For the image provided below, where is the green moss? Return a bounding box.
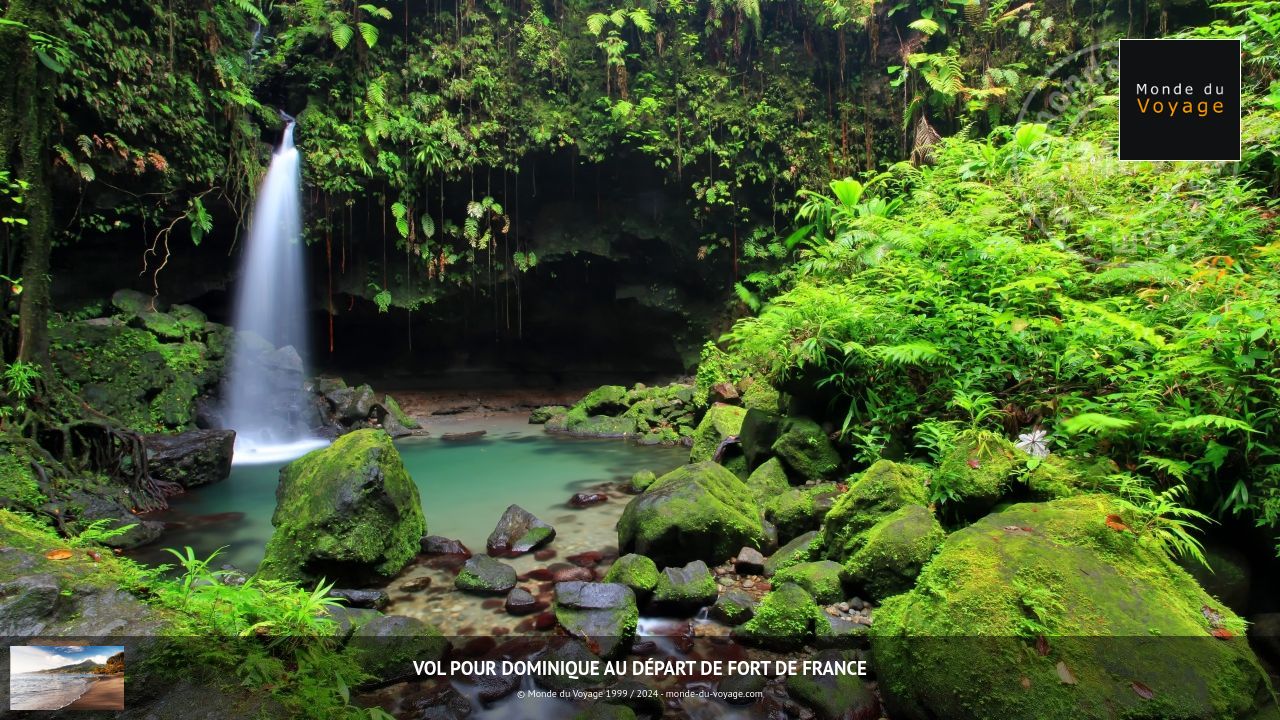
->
[572,703,637,720]
[652,560,718,607]
[745,457,791,501]
[738,582,820,649]
[689,404,747,463]
[617,461,765,567]
[821,460,929,563]
[382,394,421,429]
[765,483,840,540]
[528,405,568,424]
[630,470,657,492]
[771,417,840,482]
[784,650,876,720]
[343,615,446,681]
[933,430,1021,512]
[739,376,781,412]
[772,560,848,604]
[258,430,426,583]
[765,530,821,576]
[870,495,1275,720]
[0,442,46,511]
[843,504,944,599]
[602,553,660,595]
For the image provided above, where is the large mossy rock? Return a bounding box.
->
[142,429,235,489]
[772,560,849,604]
[689,404,747,463]
[455,554,518,594]
[771,417,840,482]
[871,495,1278,720]
[617,461,765,567]
[821,460,928,564]
[344,614,446,681]
[736,582,819,650]
[765,482,841,542]
[258,430,425,584]
[933,430,1023,514]
[745,457,791,501]
[602,554,659,597]
[651,560,718,614]
[843,504,944,599]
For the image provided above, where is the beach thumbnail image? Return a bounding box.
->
[9,645,125,711]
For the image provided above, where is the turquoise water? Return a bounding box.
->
[139,415,686,571]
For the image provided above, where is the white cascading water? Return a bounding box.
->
[222,122,328,464]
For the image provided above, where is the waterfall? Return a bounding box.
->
[221,122,327,464]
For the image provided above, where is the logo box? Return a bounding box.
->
[1119,38,1241,161]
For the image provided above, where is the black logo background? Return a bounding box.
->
[1119,39,1241,161]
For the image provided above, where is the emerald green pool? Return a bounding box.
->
[139,414,687,572]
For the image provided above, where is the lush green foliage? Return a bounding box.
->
[724,100,1280,552]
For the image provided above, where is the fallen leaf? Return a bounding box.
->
[44,549,72,561]
[1104,514,1129,532]
[86,551,101,563]
[967,458,981,469]
[1211,628,1234,639]
[1019,676,1032,689]
[1035,635,1050,656]
[1131,681,1154,700]
[1056,661,1077,685]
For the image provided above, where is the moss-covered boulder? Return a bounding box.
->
[258,430,425,584]
[745,457,791,501]
[933,430,1022,513]
[617,461,765,567]
[712,589,758,625]
[773,560,849,604]
[821,460,928,564]
[843,504,944,599]
[736,582,819,650]
[739,377,781,413]
[765,530,821,577]
[554,581,638,658]
[576,385,630,416]
[765,483,841,542]
[572,704,636,720]
[344,614,446,682]
[771,417,840,482]
[739,409,782,469]
[689,404,747,463]
[651,560,718,614]
[871,495,1278,720]
[602,554,659,597]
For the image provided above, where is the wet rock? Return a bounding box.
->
[534,639,613,691]
[111,288,154,315]
[554,582,639,658]
[735,583,819,650]
[770,417,840,483]
[572,704,637,720]
[475,672,520,704]
[64,489,164,549]
[382,394,421,430]
[570,492,609,507]
[143,429,235,489]
[617,461,765,567]
[344,614,447,683]
[711,589,758,625]
[611,678,665,717]
[568,551,605,567]
[651,560,718,614]
[321,605,381,639]
[785,650,877,720]
[735,547,766,575]
[0,574,61,636]
[327,588,389,610]
[487,504,556,556]
[689,404,747,464]
[258,430,425,584]
[710,381,740,404]
[505,587,540,615]
[455,555,517,594]
[420,535,471,557]
[441,430,487,442]
[411,684,473,720]
[814,612,868,648]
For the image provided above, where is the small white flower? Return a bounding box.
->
[1016,428,1050,458]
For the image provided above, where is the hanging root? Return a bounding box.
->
[38,420,179,512]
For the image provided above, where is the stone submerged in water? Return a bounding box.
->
[871,494,1279,720]
[617,461,765,567]
[257,430,426,585]
[455,555,517,595]
[143,429,235,489]
[441,430,487,442]
[420,535,472,557]
[712,589,758,625]
[785,649,878,720]
[553,581,638,659]
[569,492,609,507]
[487,504,556,556]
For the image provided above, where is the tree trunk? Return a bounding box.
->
[0,0,56,367]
